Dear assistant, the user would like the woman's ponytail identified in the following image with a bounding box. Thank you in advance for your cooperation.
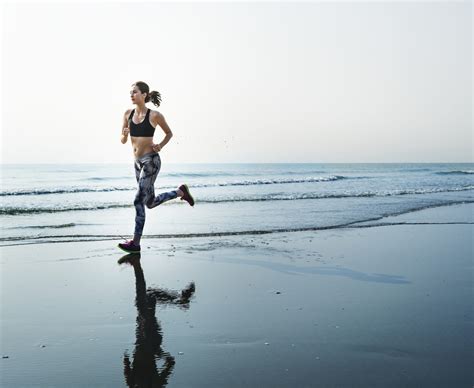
[149,90,162,107]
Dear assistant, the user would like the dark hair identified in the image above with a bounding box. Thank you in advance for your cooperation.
[133,81,162,107]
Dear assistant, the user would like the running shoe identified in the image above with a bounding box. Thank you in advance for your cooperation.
[118,239,141,253]
[179,184,195,207]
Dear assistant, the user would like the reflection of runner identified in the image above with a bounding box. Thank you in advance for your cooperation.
[119,81,195,253]
[118,253,196,387]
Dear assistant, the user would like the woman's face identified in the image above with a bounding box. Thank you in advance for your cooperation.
[130,86,146,104]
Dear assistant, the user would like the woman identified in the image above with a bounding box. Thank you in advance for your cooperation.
[118,81,194,253]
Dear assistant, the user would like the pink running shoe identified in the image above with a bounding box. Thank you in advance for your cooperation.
[118,239,141,253]
[179,184,195,207]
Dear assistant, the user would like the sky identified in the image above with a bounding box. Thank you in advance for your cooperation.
[1,0,472,164]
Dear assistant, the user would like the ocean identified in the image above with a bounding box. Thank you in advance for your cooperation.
[1,163,473,246]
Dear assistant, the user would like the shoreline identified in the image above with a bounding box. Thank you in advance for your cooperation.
[1,200,472,248]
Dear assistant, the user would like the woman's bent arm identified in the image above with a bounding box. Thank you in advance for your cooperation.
[121,110,131,144]
[153,112,173,151]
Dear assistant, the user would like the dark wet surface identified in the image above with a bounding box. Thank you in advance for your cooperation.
[0,207,472,387]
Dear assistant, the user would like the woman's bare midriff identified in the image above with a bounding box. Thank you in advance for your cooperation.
[131,137,155,158]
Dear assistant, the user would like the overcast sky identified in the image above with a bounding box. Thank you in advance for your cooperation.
[1,1,472,164]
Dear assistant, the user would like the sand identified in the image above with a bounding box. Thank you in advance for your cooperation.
[1,203,473,387]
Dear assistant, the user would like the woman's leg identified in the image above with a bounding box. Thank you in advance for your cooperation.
[146,191,179,209]
[144,155,179,209]
[134,159,141,183]
[132,153,188,245]
[133,156,160,244]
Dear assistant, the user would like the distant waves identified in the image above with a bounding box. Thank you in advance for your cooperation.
[435,170,474,175]
[2,185,473,215]
[0,175,354,196]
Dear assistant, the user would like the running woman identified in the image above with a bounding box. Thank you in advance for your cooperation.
[118,81,194,253]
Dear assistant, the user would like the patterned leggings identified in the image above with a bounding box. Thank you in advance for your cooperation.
[133,152,178,237]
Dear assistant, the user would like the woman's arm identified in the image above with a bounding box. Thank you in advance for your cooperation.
[151,111,173,152]
[121,110,131,144]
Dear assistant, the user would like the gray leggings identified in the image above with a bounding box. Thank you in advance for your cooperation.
[133,152,178,237]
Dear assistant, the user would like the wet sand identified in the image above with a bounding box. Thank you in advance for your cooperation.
[0,203,473,387]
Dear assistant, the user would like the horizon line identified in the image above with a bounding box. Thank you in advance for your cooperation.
[1,161,473,165]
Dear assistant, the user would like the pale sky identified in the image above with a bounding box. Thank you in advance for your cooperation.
[1,1,472,164]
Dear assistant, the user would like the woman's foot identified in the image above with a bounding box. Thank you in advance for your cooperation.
[118,239,141,253]
[178,184,195,207]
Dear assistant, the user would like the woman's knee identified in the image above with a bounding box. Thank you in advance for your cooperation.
[145,197,155,209]
[134,196,146,213]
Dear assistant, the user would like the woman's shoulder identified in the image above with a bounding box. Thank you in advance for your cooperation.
[148,109,166,127]
[149,109,165,123]
[123,108,133,118]
[148,109,163,118]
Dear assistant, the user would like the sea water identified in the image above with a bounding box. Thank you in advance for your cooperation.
[1,163,473,246]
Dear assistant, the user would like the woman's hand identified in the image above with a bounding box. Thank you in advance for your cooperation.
[122,127,130,136]
[152,143,162,152]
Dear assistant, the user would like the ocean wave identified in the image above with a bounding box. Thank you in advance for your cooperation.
[85,176,132,181]
[0,204,130,215]
[197,186,474,203]
[386,186,474,195]
[0,187,134,196]
[165,172,234,178]
[11,223,78,229]
[164,170,327,177]
[435,170,474,175]
[201,175,349,187]
[1,186,472,215]
[0,175,351,196]
[399,168,432,172]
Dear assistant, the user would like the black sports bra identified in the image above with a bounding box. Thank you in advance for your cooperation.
[128,109,156,137]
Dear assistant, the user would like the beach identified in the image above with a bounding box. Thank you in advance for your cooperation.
[3,0,472,385]
[1,202,472,387]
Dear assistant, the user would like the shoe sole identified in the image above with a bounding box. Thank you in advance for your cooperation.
[181,184,195,207]
[118,244,141,253]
